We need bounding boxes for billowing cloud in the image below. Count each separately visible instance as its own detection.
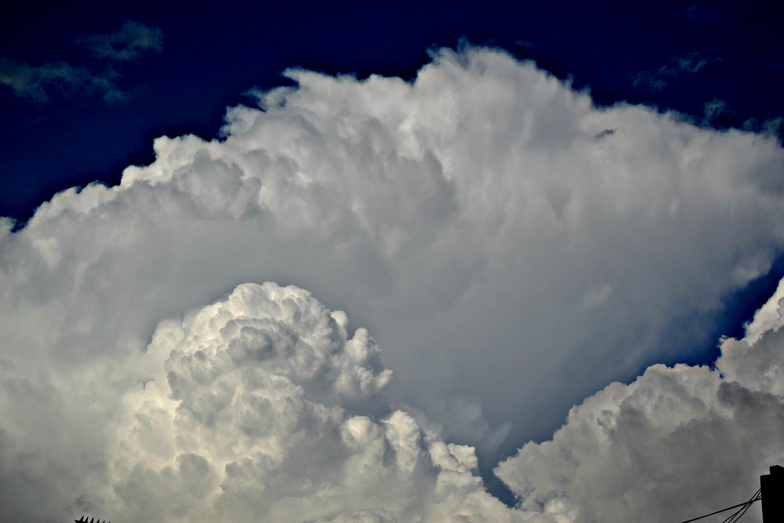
[495,279,784,523]
[1,45,784,521]
[4,278,783,523]
[0,281,540,522]
[108,282,536,523]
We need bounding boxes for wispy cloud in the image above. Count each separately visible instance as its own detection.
[78,19,164,61]
[0,20,163,104]
[678,53,708,73]
[743,116,784,139]
[632,51,709,91]
[0,57,89,102]
[703,97,727,123]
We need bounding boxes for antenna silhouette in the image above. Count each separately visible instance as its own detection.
[75,516,110,523]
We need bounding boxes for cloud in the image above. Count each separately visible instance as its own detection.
[515,40,535,49]
[2,45,784,520]
[0,57,91,103]
[0,20,162,103]
[0,57,127,103]
[109,282,533,522]
[0,281,537,522]
[632,52,709,91]
[78,20,164,61]
[3,273,783,522]
[495,278,784,523]
[744,117,784,141]
[677,52,708,74]
[704,98,727,123]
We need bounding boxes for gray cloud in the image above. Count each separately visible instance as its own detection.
[78,20,164,61]
[704,98,727,122]
[632,52,709,91]
[743,116,784,139]
[0,20,162,103]
[677,52,708,73]
[0,57,91,103]
[0,56,127,103]
[1,45,784,521]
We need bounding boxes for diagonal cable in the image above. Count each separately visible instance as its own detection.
[678,489,761,523]
[721,489,762,523]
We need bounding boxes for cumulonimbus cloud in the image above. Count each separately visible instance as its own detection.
[1,45,783,521]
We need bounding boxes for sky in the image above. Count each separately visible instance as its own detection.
[1,1,784,522]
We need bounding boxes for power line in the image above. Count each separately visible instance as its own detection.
[722,490,761,523]
[679,490,762,523]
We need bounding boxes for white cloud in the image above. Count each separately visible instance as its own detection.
[2,281,535,522]
[4,275,781,522]
[2,45,784,521]
[495,280,784,523]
